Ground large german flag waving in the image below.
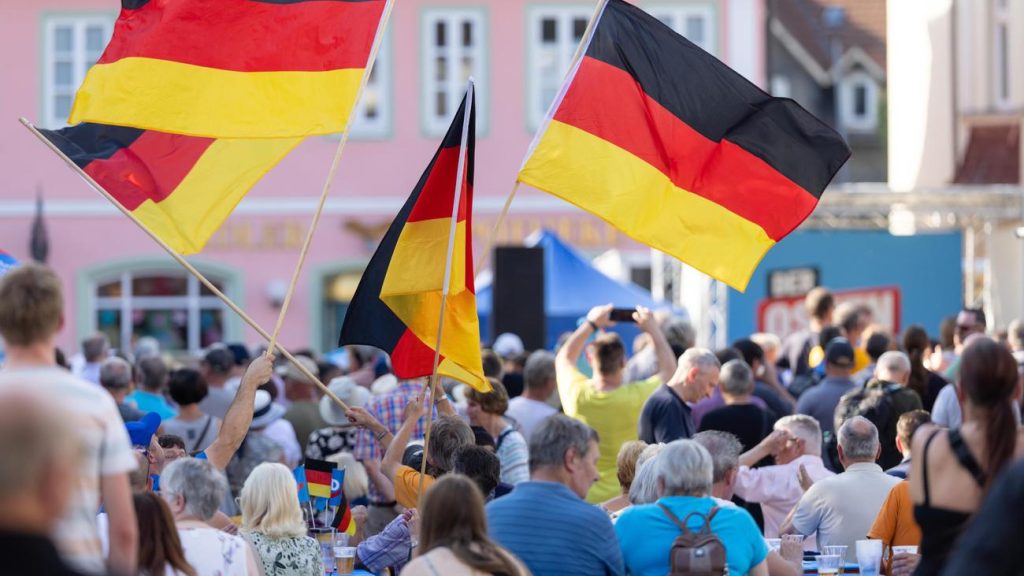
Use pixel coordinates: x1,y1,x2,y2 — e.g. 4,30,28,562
37,123,299,254
518,0,850,291
339,87,488,392
69,0,388,138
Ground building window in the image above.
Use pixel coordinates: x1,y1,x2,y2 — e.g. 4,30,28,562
839,71,878,132
41,15,114,129
92,270,232,354
993,0,1011,109
350,30,393,139
421,8,487,135
647,3,716,55
526,6,592,130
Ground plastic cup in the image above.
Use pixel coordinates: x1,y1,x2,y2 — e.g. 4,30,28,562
334,546,357,575
310,528,335,570
891,545,918,555
766,538,782,552
856,539,883,576
816,554,842,575
823,546,848,573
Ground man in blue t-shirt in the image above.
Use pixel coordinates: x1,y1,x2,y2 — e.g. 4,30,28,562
615,440,769,576
487,414,624,576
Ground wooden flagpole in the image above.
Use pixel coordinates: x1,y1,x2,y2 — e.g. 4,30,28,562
473,0,609,274
19,117,350,412
417,79,476,509
266,0,398,355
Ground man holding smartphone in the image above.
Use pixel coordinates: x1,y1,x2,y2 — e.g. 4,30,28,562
555,304,676,504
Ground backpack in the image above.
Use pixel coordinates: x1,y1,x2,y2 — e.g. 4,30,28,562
834,382,905,468
658,503,728,576
788,369,822,399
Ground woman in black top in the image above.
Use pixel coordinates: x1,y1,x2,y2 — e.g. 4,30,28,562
909,336,1024,575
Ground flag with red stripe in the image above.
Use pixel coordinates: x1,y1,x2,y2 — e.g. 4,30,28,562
338,86,488,392
518,0,850,291
305,458,335,500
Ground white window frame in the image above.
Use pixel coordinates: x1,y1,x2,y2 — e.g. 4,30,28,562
993,0,1011,110
645,3,717,56
92,271,231,354
349,29,393,140
41,14,114,129
839,71,878,133
421,8,488,136
525,5,594,131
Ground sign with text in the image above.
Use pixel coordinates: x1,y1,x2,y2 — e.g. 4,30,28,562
767,266,819,298
757,286,902,340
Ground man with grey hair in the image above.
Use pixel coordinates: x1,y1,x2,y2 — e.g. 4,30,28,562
639,346,721,444
159,458,259,573
834,350,922,470
126,355,177,421
693,431,744,507
615,440,770,575
75,333,110,386
100,357,145,422
733,414,834,544
699,360,772,455
487,414,623,575
505,350,558,441
782,417,900,562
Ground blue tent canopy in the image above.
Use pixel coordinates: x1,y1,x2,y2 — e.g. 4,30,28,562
477,230,680,349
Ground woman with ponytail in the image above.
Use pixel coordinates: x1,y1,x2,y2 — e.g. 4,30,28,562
909,336,1024,575
401,475,529,576
902,326,948,411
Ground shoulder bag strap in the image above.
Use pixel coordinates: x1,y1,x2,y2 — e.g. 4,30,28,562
190,415,214,454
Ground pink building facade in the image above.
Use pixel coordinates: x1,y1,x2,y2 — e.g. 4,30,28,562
0,0,765,356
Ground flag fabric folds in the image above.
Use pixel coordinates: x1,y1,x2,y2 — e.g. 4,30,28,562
339,89,488,392
329,468,345,507
305,459,336,500
38,123,300,254
518,0,850,291
69,0,388,138
293,465,310,504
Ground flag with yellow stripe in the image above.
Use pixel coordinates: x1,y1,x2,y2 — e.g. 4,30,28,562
38,123,300,254
69,0,388,138
339,90,487,392
518,0,850,291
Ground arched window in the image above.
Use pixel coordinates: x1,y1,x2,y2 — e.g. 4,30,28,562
81,260,242,354
840,71,878,133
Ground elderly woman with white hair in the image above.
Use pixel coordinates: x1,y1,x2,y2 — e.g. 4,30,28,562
615,439,769,576
240,462,323,576
160,458,260,575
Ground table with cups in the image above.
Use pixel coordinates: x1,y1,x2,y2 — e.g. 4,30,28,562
311,527,369,576
796,539,916,575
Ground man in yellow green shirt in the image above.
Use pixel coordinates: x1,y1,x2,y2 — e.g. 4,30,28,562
555,304,676,503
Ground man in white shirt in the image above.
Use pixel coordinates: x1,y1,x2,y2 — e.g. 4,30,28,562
0,264,137,575
505,350,558,441
733,414,834,544
782,416,900,562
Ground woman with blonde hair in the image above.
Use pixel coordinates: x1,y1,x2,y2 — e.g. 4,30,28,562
601,440,647,514
401,475,529,576
239,463,324,576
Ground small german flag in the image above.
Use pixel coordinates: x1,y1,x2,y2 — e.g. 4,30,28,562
518,0,850,291
330,469,353,534
69,0,388,138
305,458,335,500
38,123,299,254
339,86,488,392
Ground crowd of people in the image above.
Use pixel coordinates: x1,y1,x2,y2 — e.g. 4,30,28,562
1,263,1023,575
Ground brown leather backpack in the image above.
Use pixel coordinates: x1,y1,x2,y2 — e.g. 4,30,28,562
657,503,728,576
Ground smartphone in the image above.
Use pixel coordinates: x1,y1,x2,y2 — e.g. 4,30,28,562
609,308,636,323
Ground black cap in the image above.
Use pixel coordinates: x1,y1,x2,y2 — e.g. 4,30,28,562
824,338,856,369
203,346,235,374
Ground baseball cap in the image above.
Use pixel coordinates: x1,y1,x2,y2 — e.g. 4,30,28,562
824,338,856,369
202,346,235,374
126,412,162,448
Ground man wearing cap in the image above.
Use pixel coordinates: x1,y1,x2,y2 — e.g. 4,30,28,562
281,355,327,449
199,346,238,420
795,338,858,439
125,412,165,491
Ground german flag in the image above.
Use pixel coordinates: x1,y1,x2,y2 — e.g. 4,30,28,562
329,469,354,534
339,88,488,392
38,123,299,254
68,0,388,138
305,458,335,500
518,0,850,291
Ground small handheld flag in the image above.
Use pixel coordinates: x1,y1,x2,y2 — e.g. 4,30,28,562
329,468,346,507
293,465,310,504
305,458,335,500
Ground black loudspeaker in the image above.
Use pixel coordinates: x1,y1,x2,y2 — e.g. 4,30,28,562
492,247,546,351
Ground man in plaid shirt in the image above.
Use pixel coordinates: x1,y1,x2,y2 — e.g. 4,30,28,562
353,377,437,534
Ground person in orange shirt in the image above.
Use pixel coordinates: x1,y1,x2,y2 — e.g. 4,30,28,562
868,480,921,576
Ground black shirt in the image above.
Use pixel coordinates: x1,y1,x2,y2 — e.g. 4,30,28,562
0,531,95,576
638,384,695,443
698,403,772,452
